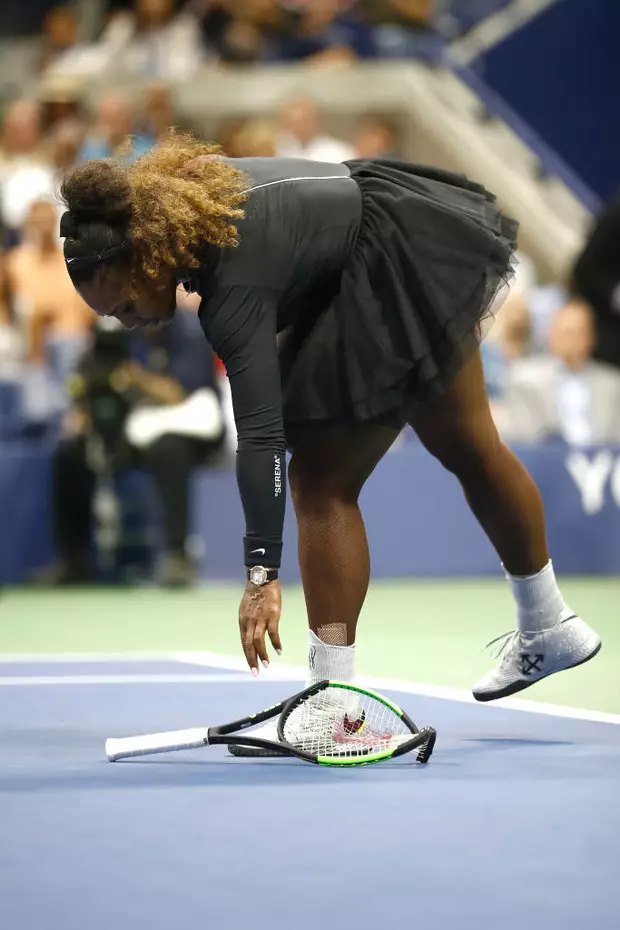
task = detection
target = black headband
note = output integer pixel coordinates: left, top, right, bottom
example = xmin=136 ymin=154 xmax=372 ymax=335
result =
xmin=59 ymin=210 xmax=78 ymax=239
xmin=61 ymin=210 xmax=128 ymax=268
xmin=65 ymin=245 xmax=127 ymax=268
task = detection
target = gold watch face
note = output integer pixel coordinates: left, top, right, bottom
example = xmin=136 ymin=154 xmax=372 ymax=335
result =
xmin=250 ymin=566 xmax=267 ymax=586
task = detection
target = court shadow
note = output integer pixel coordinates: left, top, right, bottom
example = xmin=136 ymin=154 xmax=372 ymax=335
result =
xmin=433 ymin=736 xmax=574 ymax=763
xmin=421 ymin=736 xmax=579 ymax=774
xmin=0 ymin=755 xmax=431 ymax=793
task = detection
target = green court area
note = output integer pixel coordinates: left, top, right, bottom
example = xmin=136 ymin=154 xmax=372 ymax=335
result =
xmin=1 ymin=577 xmax=618 ymax=713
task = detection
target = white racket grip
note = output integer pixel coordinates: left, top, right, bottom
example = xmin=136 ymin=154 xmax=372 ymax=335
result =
xmin=105 ymin=727 xmax=210 ymax=761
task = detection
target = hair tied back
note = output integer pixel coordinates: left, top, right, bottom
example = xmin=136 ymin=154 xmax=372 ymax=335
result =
xmin=60 ymin=211 xmax=79 ymax=239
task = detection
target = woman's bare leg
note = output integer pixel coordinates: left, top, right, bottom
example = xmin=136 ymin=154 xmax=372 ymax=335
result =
xmin=230 ymin=423 xmax=399 ymax=755
xmin=409 ymin=351 xmax=548 ymax=575
xmin=289 ymin=423 xmax=398 ymax=649
xmin=409 ymin=349 xmax=600 ymax=700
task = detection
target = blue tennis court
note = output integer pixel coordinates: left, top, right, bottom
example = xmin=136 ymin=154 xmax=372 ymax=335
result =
xmin=1 ymin=656 xmax=619 ymax=930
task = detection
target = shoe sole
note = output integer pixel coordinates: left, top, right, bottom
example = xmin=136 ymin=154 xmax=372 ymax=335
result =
xmin=473 ymin=639 xmax=602 ymax=703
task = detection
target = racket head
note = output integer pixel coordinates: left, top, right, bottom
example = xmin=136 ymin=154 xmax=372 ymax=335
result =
xmin=104 ymin=681 xmax=436 ymax=765
xmin=277 ymin=680 xmax=436 ymax=766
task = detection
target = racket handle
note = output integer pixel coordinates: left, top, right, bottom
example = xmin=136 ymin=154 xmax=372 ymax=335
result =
xmin=105 ymin=728 xmax=210 ymax=761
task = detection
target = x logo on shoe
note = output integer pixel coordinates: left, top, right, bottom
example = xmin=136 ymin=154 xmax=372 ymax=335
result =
xmin=521 ymin=653 xmax=544 ymax=676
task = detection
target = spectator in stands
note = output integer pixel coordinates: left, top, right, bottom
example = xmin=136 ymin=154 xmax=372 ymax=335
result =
xmin=48 ymin=117 xmax=86 ymax=173
xmin=217 ymin=118 xmax=251 ymax=156
xmin=481 ymin=286 xmax=532 ymax=435
xmin=0 ymin=245 xmax=23 ymax=398
xmin=228 ymin=119 xmax=278 ymax=157
xmin=196 ymin=0 xmax=287 ymax=64
xmin=361 ymin=0 xmax=432 ymax=28
xmin=360 ymin=0 xmax=443 ymax=61
xmin=0 ymin=100 xmax=55 ymax=234
xmin=37 ymin=5 xmax=79 ymax=74
xmin=278 ymin=0 xmax=376 ymax=64
xmin=38 ymin=73 xmax=84 ymax=135
xmin=482 ymin=287 xmax=532 ymax=396
xmin=276 ymin=97 xmax=355 ymax=161
xmin=501 ymin=300 xmax=620 ymax=446
xmin=571 ymin=193 xmax=620 ymax=370
xmin=138 ymin=83 xmax=176 ymax=144
xmin=40 ymin=305 xmax=224 ymax=586
xmin=352 ymin=112 xmax=402 ymax=158
xmin=526 ymin=282 xmax=566 ymax=352
xmin=79 ymin=93 xmax=152 ymax=163
xmin=216 ymin=117 xmax=275 ymax=157
xmin=7 ymin=199 xmax=92 ymax=408
xmin=0 ymin=99 xmax=43 ymax=173
xmin=97 ymin=0 xmax=204 ymax=80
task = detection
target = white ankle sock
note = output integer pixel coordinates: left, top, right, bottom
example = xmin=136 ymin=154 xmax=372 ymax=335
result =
xmin=307 ymin=629 xmax=356 ymax=685
xmin=505 ymin=560 xmax=574 ymax=634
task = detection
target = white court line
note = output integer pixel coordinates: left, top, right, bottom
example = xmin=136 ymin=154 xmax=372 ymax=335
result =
xmin=358 ymin=675 xmax=620 ymax=727
xmin=0 ymin=652 xmax=184 ymax=664
xmin=0 ymin=673 xmax=253 ymax=687
xmin=177 ymin=651 xmax=620 ymax=727
xmin=2 ymin=651 xmax=619 ymax=726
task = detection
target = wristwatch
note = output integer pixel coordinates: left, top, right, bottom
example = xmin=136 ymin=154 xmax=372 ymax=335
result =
xmin=247 ymin=566 xmax=279 ymax=587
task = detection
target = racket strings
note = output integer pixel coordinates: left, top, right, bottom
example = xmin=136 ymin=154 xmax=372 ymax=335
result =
xmin=282 ymin=688 xmax=412 ymax=758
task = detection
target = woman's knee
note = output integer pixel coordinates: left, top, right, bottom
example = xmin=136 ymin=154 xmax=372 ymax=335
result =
xmin=288 ymin=424 xmax=396 ymax=512
xmin=420 ymin=415 xmax=502 ymax=478
xmin=410 ymin=347 xmax=506 ymax=473
xmin=288 ymin=455 xmax=358 ymax=513
xmin=451 ymin=430 xmax=503 ymax=480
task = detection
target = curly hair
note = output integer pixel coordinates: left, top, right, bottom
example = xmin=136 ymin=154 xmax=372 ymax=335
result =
xmin=60 ymin=130 xmax=248 ymax=291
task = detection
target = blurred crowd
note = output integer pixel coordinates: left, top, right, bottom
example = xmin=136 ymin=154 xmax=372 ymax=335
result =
xmin=5 ymin=1 xmax=515 ymax=84
xmin=0 ymin=84 xmax=407 ymax=585
xmin=482 ymin=266 xmax=620 ymax=447
xmin=2 ymin=78 xmax=620 ymax=453
xmin=2 ymin=0 xmax=620 ymax=586
xmin=0 ymin=87 xmax=403 ymax=426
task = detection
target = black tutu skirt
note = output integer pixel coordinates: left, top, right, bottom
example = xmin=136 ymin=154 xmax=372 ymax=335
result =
xmin=280 ymin=159 xmax=518 ymax=448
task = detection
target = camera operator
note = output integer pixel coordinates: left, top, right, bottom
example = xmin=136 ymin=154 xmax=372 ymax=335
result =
xmin=41 ymin=299 xmax=224 ymax=586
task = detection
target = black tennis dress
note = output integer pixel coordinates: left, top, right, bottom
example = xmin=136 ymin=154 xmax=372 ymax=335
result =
xmin=186 ymin=157 xmax=518 ymax=568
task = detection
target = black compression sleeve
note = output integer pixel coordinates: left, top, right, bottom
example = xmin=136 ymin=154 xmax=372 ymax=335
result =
xmin=199 ymin=287 xmax=286 ymax=568
xmin=237 ymin=449 xmax=285 ymax=567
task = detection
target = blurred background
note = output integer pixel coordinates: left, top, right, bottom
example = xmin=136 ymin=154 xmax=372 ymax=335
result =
xmin=0 ymin=0 xmax=618 ymax=707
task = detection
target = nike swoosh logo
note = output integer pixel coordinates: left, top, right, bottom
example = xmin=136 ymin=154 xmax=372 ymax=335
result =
xmin=251 ymin=548 xmax=266 ymax=555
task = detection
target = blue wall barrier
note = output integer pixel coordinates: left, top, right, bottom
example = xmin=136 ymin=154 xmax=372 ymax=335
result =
xmin=467 ymin=0 xmax=620 ymax=203
xmin=2 ymin=440 xmax=620 ymax=583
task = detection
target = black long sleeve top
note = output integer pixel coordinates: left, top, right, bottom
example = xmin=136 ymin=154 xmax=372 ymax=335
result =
xmin=192 ymin=157 xmax=362 ymax=567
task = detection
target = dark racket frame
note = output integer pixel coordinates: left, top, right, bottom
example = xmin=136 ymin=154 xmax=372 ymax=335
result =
xmin=106 ymin=680 xmax=436 ymax=766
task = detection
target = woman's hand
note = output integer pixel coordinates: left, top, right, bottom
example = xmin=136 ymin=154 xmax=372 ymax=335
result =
xmin=238 ymin=580 xmax=282 ymax=675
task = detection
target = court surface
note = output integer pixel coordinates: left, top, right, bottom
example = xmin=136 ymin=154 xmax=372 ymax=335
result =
xmin=1 ymin=651 xmax=619 ymax=930
xmin=2 ymin=579 xmax=619 ymax=710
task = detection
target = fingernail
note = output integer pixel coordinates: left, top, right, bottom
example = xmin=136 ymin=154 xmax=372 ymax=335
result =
xmin=276 ymin=649 xmax=282 ymax=656
xmin=262 ymin=660 xmax=270 ymax=669
xmin=251 ymin=667 xmax=258 ymax=678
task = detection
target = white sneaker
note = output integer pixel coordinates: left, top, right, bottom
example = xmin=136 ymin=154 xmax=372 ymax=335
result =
xmin=472 ymin=614 xmax=602 ymax=702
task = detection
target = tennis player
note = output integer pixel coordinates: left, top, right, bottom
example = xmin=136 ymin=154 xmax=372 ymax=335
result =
xmin=60 ymin=132 xmax=601 ymax=720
